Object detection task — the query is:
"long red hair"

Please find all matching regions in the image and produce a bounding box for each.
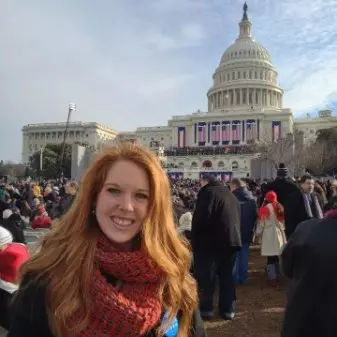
[19,143,197,337]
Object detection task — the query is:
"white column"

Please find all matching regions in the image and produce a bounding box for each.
[233,90,236,106]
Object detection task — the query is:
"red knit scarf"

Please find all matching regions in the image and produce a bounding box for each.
[68,235,164,337]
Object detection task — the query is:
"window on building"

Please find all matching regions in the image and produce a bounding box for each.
[243,71,246,79]
[35,133,39,140]
[52,132,56,139]
[238,72,241,79]
[46,133,50,139]
[232,161,239,170]
[232,72,235,80]
[58,132,62,138]
[249,90,253,104]
[29,144,32,151]
[236,91,240,105]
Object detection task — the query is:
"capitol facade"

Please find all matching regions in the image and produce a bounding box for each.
[22,3,337,179]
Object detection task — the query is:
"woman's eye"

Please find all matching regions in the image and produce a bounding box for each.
[108,188,120,195]
[135,193,148,200]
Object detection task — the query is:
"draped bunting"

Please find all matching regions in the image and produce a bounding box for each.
[272,121,281,142]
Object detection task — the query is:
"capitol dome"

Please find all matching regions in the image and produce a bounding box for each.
[207,3,283,113]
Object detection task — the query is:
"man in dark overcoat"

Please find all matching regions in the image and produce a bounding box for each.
[192,175,241,321]
[284,175,324,238]
[281,215,337,337]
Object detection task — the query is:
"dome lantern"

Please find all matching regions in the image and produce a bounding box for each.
[239,2,252,39]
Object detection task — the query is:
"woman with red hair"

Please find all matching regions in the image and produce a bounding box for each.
[256,191,287,286]
[8,143,205,337]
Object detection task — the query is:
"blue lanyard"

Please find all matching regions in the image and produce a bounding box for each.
[161,311,179,337]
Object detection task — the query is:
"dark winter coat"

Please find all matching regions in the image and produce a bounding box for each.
[263,178,300,208]
[191,181,242,254]
[51,194,74,219]
[232,187,257,244]
[281,217,337,337]
[284,190,324,237]
[7,276,206,337]
[0,216,26,244]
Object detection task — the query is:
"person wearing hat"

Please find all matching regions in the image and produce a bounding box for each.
[256,191,287,286]
[0,226,30,329]
[263,163,300,208]
[0,209,26,244]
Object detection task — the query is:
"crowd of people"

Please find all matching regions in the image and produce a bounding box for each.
[164,145,256,157]
[0,144,337,336]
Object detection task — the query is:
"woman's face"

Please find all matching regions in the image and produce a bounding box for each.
[95,160,150,249]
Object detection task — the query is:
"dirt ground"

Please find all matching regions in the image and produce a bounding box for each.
[205,247,286,337]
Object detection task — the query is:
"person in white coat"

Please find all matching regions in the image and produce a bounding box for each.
[256,191,287,286]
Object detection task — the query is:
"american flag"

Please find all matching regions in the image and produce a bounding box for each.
[272,122,281,142]
[222,123,230,141]
[198,124,206,142]
[178,128,185,148]
[232,123,241,141]
[211,124,220,142]
[246,122,257,141]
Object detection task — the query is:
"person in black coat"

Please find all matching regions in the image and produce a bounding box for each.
[230,178,257,284]
[262,163,300,208]
[192,175,241,321]
[284,175,324,238]
[281,215,337,337]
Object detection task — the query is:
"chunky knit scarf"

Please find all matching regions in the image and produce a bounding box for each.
[69,235,164,337]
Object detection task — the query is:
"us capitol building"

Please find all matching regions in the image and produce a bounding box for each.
[22,3,337,179]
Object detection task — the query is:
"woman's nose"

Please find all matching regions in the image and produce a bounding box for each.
[118,194,134,212]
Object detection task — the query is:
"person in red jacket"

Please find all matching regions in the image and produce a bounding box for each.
[31,205,52,229]
[0,226,30,329]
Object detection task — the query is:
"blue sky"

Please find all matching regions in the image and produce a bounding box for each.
[1,0,337,162]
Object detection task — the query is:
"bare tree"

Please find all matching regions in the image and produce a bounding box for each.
[304,141,337,175]
[257,132,295,169]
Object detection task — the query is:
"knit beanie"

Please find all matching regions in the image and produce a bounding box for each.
[0,226,13,246]
[277,163,288,178]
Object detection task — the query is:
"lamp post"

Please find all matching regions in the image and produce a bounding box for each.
[59,102,77,179]
[40,146,44,172]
